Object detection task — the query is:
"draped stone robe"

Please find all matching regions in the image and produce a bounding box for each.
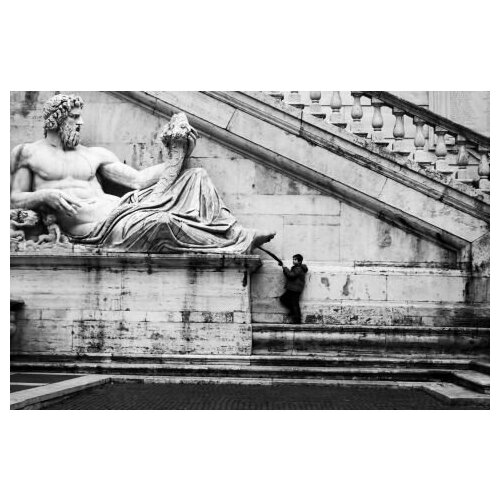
[72,165,255,254]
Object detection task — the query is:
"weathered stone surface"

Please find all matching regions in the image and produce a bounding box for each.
[11,253,260,357]
[339,204,455,264]
[147,91,236,129]
[10,91,489,337]
[251,262,489,327]
[377,178,488,242]
[471,233,490,273]
[429,91,490,136]
[252,324,489,356]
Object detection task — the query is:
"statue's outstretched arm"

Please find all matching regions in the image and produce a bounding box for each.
[98,145,189,192]
[99,157,185,191]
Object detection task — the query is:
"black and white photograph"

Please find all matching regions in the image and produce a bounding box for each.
[3,1,496,499]
[9,90,490,410]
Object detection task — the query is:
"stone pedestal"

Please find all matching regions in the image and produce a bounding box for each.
[11,251,261,358]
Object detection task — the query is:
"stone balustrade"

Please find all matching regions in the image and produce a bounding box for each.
[266,91,490,194]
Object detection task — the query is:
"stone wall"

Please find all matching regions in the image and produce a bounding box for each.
[11,253,258,357]
[10,91,489,328]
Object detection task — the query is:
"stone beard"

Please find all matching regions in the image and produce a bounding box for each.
[59,119,80,149]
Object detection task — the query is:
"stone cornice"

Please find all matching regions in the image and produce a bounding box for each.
[10,251,263,272]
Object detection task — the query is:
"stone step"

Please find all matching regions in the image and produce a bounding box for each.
[470,360,490,374]
[8,360,485,389]
[451,370,490,394]
[11,352,485,369]
[422,383,490,407]
[252,324,489,356]
[250,354,476,370]
[253,324,489,333]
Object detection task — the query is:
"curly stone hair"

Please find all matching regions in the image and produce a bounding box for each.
[42,94,84,137]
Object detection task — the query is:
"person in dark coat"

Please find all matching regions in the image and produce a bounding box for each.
[279,254,308,324]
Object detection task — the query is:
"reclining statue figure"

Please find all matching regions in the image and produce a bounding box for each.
[10,94,275,253]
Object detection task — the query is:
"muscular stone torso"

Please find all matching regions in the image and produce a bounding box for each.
[22,141,121,236]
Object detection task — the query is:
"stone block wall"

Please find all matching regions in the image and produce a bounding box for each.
[10,91,489,328]
[11,253,258,357]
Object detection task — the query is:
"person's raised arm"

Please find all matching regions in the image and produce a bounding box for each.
[283,266,300,278]
[10,145,81,217]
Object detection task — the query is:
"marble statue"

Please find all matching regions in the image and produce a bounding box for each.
[10,209,39,241]
[10,94,275,253]
[35,213,70,246]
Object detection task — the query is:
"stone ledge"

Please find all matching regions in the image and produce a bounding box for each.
[252,324,490,335]
[9,353,482,367]
[10,251,262,272]
[252,325,489,356]
[10,374,111,410]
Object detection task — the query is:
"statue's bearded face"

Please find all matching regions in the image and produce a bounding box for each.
[59,106,83,149]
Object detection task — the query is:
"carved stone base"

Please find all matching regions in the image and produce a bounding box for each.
[478,178,490,193]
[11,252,261,358]
[413,150,434,166]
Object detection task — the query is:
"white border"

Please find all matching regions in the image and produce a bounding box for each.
[2,1,497,499]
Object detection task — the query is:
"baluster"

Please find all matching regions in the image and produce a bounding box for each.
[433,126,452,173]
[455,135,475,185]
[453,135,473,184]
[350,92,368,137]
[391,108,410,156]
[268,91,284,101]
[477,146,490,193]
[412,117,432,166]
[456,135,469,167]
[329,91,347,129]
[309,91,326,119]
[287,91,304,109]
[370,98,389,146]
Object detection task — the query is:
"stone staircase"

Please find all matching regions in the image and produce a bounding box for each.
[251,323,489,357]
[249,322,489,405]
[266,91,490,195]
[10,345,490,407]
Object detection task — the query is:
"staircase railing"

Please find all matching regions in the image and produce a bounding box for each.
[266,91,490,195]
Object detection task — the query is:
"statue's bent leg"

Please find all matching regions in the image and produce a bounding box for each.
[95,167,275,254]
[102,168,253,253]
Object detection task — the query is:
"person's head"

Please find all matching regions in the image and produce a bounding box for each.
[43,94,84,149]
[293,254,303,266]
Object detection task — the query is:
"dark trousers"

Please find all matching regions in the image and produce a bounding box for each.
[279,290,302,323]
